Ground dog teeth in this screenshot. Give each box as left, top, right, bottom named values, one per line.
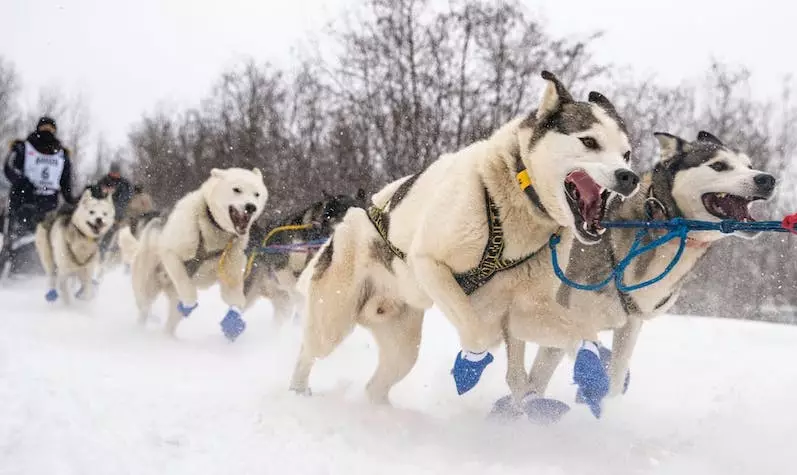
left=598, top=228, right=607, bottom=235
left=717, top=193, right=727, bottom=198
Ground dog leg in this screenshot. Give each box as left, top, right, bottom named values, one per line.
left=75, top=265, right=95, bottom=301
left=163, top=289, right=182, bottom=337
left=607, top=318, right=641, bottom=397
left=159, top=250, right=199, bottom=309
left=269, top=290, right=294, bottom=330
left=504, top=333, right=528, bottom=401
left=363, top=305, right=423, bottom=405
left=527, top=346, right=566, bottom=396
left=57, top=273, right=72, bottom=306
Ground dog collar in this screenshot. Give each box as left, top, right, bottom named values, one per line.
left=514, top=155, right=548, bottom=216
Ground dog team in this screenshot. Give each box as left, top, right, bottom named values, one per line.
left=27, top=71, right=779, bottom=422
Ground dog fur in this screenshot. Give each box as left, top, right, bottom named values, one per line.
left=123, top=167, right=268, bottom=336
left=35, top=187, right=116, bottom=304
left=242, top=189, right=366, bottom=325
left=505, top=131, right=777, bottom=404
left=290, top=71, right=640, bottom=404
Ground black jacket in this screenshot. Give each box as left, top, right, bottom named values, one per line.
left=97, top=174, right=133, bottom=219
left=3, top=131, right=76, bottom=209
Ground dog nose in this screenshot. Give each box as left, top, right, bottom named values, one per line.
left=614, top=169, right=640, bottom=196
left=244, top=203, right=257, bottom=215
left=754, top=173, right=776, bottom=194
left=95, top=218, right=104, bottom=226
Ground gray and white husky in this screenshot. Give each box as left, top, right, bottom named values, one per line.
left=35, top=187, right=116, bottom=304
left=290, top=71, right=640, bottom=404
left=500, top=130, right=777, bottom=419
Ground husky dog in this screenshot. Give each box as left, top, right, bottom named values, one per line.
left=242, top=189, right=366, bottom=323
left=289, top=71, right=640, bottom=404
left=116, top=210, right=162, bottom=270
left=501, top=131, right=777, bottom=419
left=123, top=168, right=268, bottom=341
left=34, top=187, right=116, bottom=304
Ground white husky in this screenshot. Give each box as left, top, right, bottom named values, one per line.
left=290, top=71, right=640, bottom=404
left=35, top=188, right=116, bottom=304
left=122, top=167, right=268, bottom=340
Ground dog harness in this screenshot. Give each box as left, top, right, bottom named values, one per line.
left=183, top=208, right=231, bottom=278
left=367, top=187, right=544, bottom=296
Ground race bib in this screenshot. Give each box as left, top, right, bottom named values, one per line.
left=23, top=141, right=65, bottom=194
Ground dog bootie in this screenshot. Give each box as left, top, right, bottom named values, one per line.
left=451, top=350, right=493, bottom=395
left=489, top=394, right=525, bottom=420
left=220, top=307, right=246, bottom=341
left=521, top=393, right=572, bottom=425
left=177, top=301, right=198, bottom=318
left=45, top=289, right=58, bottom=302
left=573, top=341, right=609, bottom=419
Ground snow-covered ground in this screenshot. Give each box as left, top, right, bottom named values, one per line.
left=0, top=270, right=795, bottom=475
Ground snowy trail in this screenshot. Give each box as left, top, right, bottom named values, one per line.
left=0, top=270, right=795, bottom=475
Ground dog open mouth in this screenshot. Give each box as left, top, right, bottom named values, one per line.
left=702, top=193, right=763, bottom=222
left=86, top=221, right=103, bottom=236
left=564, top=170, right=611, bottom=243
left=228, top=206, right=252, bottom=234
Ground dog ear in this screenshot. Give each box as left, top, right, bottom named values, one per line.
left=536, top=70, right=573, bottom=120
left=210, top=168, right=225, bottom=179
left=588, top=91, right=624, bottom=122
left=696, top=131, right=724, bottom=147
left=252, top=167, right=263, bottom=179
left=356, top=188, right=367, bottom=202
left=654, top=132, right=691, bottom=162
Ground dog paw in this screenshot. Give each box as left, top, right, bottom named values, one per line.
left=451, top=350, right=494, bottom=395
left=488, top=394, right=524, bottom=421
left=522, top=395, right=571, bottom=425
left=573, top=345, right=609, bottom=419
left=177, top=301, right=198, bottom=318
left=45, top=289, right=58, bottom=302
left=220, top=307, right=246, bottom=341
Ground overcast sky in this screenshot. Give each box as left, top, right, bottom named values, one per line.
left=2, top=0, right=795, bottom=152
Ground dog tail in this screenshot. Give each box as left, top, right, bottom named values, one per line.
left=117, top=225, right=139, bottom=265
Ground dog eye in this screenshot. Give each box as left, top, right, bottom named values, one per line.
left=233, top=187, right=242, bottom=194
left=710, top=162, right=730, bottom=172
left=623, top=151, right=631, bottom=162
left=254, top=192, right=260, bottom=198
left=579, top=137, right=600, bottom=150
left=89, top=210, right=95, bottom=215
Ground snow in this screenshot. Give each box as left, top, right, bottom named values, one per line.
left=1, top=270, right=795, bottom=475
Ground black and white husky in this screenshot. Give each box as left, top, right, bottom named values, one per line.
left=499, top=130, right=777, bottom=420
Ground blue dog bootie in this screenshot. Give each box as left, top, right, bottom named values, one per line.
left=45, top=289, right=59, bottom=302
left=177, top=301, right=198, bottom=318
left=573, top=341, right=610, bottom=419
left=521, top=393, right=572, bottom=425
left=220, top=306, right=246, bottom=341
left=451, top=350, right=494, bottom=395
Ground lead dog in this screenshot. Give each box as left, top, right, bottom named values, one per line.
left=123, top=167, right=268, bottom=340
left=290, top=71, right=640, bottom=405
left=502, top=131, right=777, bottom=419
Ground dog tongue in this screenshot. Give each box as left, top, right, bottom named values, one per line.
left=566, top=170, right=603, bottom=224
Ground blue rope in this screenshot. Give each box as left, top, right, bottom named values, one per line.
left=550, top=217, right=793, bottom=293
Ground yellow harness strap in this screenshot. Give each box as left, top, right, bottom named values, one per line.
left=243, top=223, right=315, bottom=280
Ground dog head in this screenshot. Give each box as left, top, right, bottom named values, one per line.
left=72, top=187, right=115, bottom=239
left=516, top=71, right=638, bottom=244
left=205, top=167, right=269, bottom=236
left=317, top=188, right=367, bottom=231
left=651, top=131, right=777, bottom=241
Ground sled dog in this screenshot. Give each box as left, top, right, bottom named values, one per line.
left=124, top=167, right=268, bottom=340
left=35, top=187, right=116, bottom=304
left=242, top=189, right=366, bottom=324
left=503, top=130, right=777, bottom=418
left=290, top=71, right=640, bottom=404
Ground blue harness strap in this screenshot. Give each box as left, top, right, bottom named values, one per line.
left=551, top=217, right=795, bottom=293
